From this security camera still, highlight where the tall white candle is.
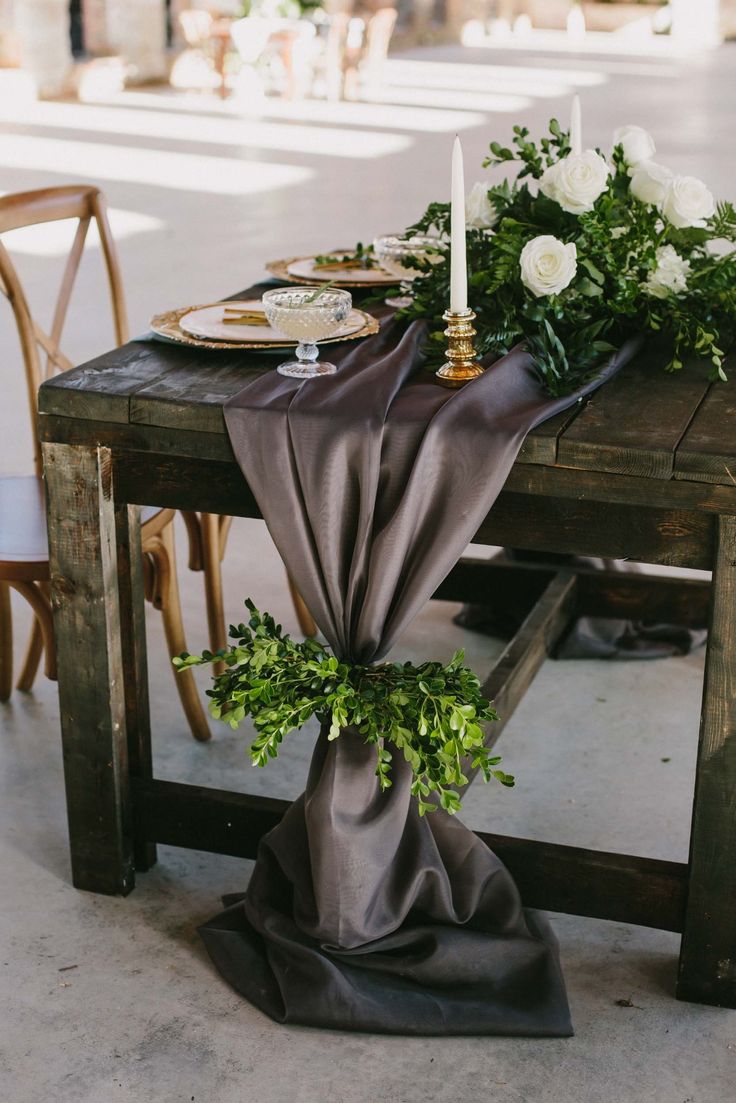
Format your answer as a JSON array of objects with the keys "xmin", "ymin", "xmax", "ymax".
[
  {"xmin": 570, "ymin": 94, "xmax": 582, "ymax": 156},
  {"xmin": 450, "ymin": 136, "xmax": 467, "ymax": 313}
]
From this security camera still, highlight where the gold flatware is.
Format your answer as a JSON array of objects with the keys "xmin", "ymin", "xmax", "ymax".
[
  {"xmin": 313, "ymin": 258, "xmax": 365, "ymax": 270},
  {"xmin": 222, "ymin": 314, "xmax": 270, "ymax": 326}
]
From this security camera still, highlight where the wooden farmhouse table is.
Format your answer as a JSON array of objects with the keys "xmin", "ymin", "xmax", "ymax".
[{"xmin": 38, "ymin": 316, "xmax": 736, "ymax": 1011}]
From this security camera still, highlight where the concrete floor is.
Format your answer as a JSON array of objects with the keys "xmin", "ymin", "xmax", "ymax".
[{"xmin": 1, "ymin": 38, "xmax": 736, "ymax": 1103}]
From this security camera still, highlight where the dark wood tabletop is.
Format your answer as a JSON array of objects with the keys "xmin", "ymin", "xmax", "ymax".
[
  {"xmin": 38, "ymin": 318, "xmax": 736, "ymax": 571},
  {"xmin": 38, "ymin": 316, "xmax": 736, "ymax": 480}
]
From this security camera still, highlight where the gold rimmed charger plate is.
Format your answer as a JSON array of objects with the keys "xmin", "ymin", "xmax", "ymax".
[
  {"xmin": 267, "ymin": 255, "xmax": 399, "ymax": 289},
  {"xmin": 150, "ymin": 303, "xmax": 380, "ymax": 351}
]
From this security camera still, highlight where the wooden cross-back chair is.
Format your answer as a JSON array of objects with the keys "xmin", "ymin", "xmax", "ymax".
[{"xmin": 0, "ymin": 184, "xmax": 214, "ymax": 740}]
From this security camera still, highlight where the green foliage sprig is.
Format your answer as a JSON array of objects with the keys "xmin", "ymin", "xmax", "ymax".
[
  {"xmin": 174, "ymin": 600, "xmax": 510, "ymax": 816},
  {"xmin": 314, "ymin": 242, "xmax": 377, "ymax": 270},
  {"xmin": 483, "ymin": 119, "xmax": 571, "ymax": 179}
]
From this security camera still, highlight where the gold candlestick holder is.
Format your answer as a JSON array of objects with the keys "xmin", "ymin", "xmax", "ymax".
[{"xmin": 435, "ymin": 308, "xmax": 484, "ymax": 388}]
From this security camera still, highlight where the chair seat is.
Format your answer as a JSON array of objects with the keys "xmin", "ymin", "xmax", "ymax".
[{"xmin": 0, "ymin": 475, "xmax": 161, "ymax": 564}]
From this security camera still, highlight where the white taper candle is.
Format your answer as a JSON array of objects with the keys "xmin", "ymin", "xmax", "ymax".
[
  {"xmin": 570, "ymin": 94, "xmax": 582, "ymax": 156},
  {"xmin": 450, "ymin": 135, "xmax": 467, "ymax": 313}
]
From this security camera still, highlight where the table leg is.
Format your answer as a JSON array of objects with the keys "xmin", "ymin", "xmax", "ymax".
[
  {"xmin": 678, "ymin": 514, "xmax": 736, "ymax": 1007},
  {"xmin": 43, "ymin": 443, "xmax": 140, "ymax": 895},
  {"xmin": 116, "ymin": 501, "xmax": 156, "ymax": 872}
]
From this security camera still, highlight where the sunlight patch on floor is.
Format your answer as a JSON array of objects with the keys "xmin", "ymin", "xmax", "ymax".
[
  {"xmin": 0, "ymin": 134, "xmax": 314, "ymax": 195},
  {"xmin": 0, "ymin": 100, "xmax": 411, "ymax": 160},
  {"xmin": 62, "ymin": 87, "xmax": 487, "ymax": 134},
  {"xmin": 367, "ymin": 86, "xmax": 531, "ymax": 113},
  {"xmin": 381, "ymin": 58, "xmax": 609, "ymax": 96}
]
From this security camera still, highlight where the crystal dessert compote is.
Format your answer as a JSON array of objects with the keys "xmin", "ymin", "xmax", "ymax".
[
  {"xmin": 262, "ymin": 286, "xmax": 353, "ymax": 378},
  {"xmin": 373, "ymin": 234, "xmax": 444, "ymax": 308}
]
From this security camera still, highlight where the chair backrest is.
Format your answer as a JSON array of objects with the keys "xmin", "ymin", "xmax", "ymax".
[
  {"xmin": 363, "ymin": 7, "xmax": 397, "ymax": 69},
  {"xmin": 0, "ymin": 185, "xmax": 128, "ymax": 474},
  {"xmin": 229, "ymin": 17, "xmax": 274, "ymax": 65},
  {"xmin": 179, "ymin": 9, "xmax": 214, "ymax": 48}
]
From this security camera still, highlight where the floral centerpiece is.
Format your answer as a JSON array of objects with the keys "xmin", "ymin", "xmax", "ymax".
[
  {"xmin": 401, "ymin": 118, "xmax": 736, "ymax": 395},
  {"xmin": 177, "ymin": 117, "xmax": 736, "ymax": 816}
]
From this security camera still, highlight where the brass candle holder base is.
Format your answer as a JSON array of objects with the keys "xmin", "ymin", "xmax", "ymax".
[{"xmin": 435, "ymin": 308, "xmax": 484, "ymax": 388}]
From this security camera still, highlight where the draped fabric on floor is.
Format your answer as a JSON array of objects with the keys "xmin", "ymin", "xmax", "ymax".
[{"xmin": 199, "ymin": 311, "xmax": 639, "ymax": 1035}]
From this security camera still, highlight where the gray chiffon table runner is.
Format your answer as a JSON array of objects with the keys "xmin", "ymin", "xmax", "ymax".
[{"xmin": 200, "ymin": 307, "xmax": 641, "ymax": 1036}]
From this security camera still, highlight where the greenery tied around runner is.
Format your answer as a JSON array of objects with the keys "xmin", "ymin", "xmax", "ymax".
[
  {"xmin": 395, "ymin": 119, "xmax": 736, "ymax": 395},
  {"xmin": 174, "ymin": 600, "xmax": 511, "ymax": 815}
]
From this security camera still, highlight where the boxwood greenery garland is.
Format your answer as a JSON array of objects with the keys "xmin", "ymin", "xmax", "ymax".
[{"xmin": 174, "ymin": 600, "xmax": 512, "ymax": 815}]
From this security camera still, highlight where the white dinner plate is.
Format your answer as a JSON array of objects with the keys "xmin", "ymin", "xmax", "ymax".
[
  {"xmin": 286, "ymin": 257, "xmax": 399, "ymax": 285},
  {"xmin": 178, "ymin": 299, "xmax": 367, "ymax": 344}
]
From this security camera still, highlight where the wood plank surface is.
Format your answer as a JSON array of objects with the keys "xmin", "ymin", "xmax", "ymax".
[
  {"xmin": 504, "ymin": 463, "xmax": 736, "ymax": 518},
  {"xmin": 39, "ymin": 342, "xmax": 186, "ymax": 423},
  {"xmin": 557, "ymin": 349, "xmax": 712, "ymax": 479},
  {"xmin": 129, "ymin": 358, "xmax": 272, "ymax": 433},
  {"xmin": 130, "ymin": 777, "xmax": 687, "ymax": 933},
  {"xmin": 678, "ymin": 515, "xmax": 736, "ymax": 1008},
  {"xmin": 95, "ymin": 439, "xmax": 736, "ymax": 517},
  {"xmin": 674, "ymin": 374, "xmax": 736, "ymax": 485},
  {"xmin": 113, "ymin": 453, "xmax": 259, "ymax": 518},
  {"xmin": 40, "ymin": 413, "xmax": 236, "ymax": 463},
  {"xmin": 475, "ymin": 492, "xmax": 715, "ymax": 570},
  {"xmin": 517, "ymin": 405, "xmax": 585, "ymax": 466},
  {"xmin": 39, "ymin": 408, "xmax": 736, "ymax": 518},
  {"xmin": 107, "ymin": 450, "xmax": 716, "ymax": 568},
  {"xmin": 106, "ymin": 449, "xmax": 717, "ymax": 569}
]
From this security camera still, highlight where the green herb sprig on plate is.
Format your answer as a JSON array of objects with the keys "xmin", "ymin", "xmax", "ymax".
[
  {"xmin": 174, "ymin": 600, "xmax": 511, "ymax": 816},
  {"xmin": 313, "ymin": 242, "xmax": 377, "ymax": 271}
]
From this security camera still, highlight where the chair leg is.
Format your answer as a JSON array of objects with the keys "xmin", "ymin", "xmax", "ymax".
[
  {"xmin": 189, "ymin": 511, "xmax": 316, "ymax": 644},
  {"xmin": 0, "ymin": 581, "xmax": 12, "ymax": 701},
  {"xmin": 148, "ymin": 522, "xmax": 211, "ymax": 743},
  {"xmin": 201, "ymin": 513, "xmax": 228, "ymax": 655},
  {"xmin": 10, "ymin": 581, "xmax": 56, "ymax": 691},
  {"xmin": 16, "ymin": 617, "xmax": 43, "ymax": 692},
  {"xmin": 287, "ymin": 572, "xmax": 317, "ymax": 637},
  {"xmin": 180, "ymin": 510, "xmax": 204, "ymax": 572},
  {"xmin": 218, "ymin": 514, "xmax": 233, "ymax": 560}
]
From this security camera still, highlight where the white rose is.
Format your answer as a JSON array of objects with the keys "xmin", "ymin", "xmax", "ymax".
[
  {"xmin": 539, "ymin": 160, "xmax": 562, "ymax": 203},
  {"xmin": 613, "ymin": 124, "xmax": 656, "ymax": 168},
  {"xmin": 661, "ymin": 175, "xmax": 716, "ymax": 229},
  {"xmin": 519, "ymin": 235, "xmax": 577, "ymax": 297},
  {"xmin": 465, "ymin": 181, "xmax": 497, "ymax": 230},
  {"xmin": 645, "ymin": 244, "xmax": 691, "ymax": 299},
  {"xmin": 539, "ymin": 151, "xmax": 610, "ymax": 215},
  {"xmin": 629, "ymin": 161, "xmax": 673, "ymax": 207}
]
